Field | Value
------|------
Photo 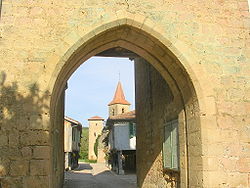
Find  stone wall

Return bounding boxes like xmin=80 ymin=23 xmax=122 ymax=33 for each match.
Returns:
xmin=51 ymin=90 xmax=65 ymax=188
xmin=97 ymin=131 xmax=108 ymax=163
xmin=135 ymin=56 xmax=206 ymax=187
xmin=0 ymin=71 xmax=52 ymax=187
xmin=135 ymin=57 xmax=187 ymax=187
xmin=109 ymin=104 xmax=130 ymax=117
xmin=0 ymin=0 xmax=249 ymax=187
xmin=135 ymin=57 xmax=172 ymax=187
xmin=88 ymin=120 xmax=104 ymax=160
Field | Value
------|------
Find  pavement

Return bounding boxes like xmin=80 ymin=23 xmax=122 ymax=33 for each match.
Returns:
xmin=63 ymin=162 xmax=137 ymax=188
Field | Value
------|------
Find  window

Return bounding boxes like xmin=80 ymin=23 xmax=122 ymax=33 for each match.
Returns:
xmin=94 ymin=132 xmax=96 ymax=137
xmin=129 ymin=123 xmax=136 ymax=138
xmin=122 ymin=108 xmax=124 ymax=113
xmin=162 ymin=119 xmax=179 ymax=170
xmin=96 ymin=123 xmax=97 ymax=126
xmin=112 ymin=109 xmax=115 ymax=116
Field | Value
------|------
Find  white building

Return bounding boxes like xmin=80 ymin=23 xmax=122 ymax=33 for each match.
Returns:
xmin=64 ymin=116 xmax=82 ymax=170
xmin=106 ymin=81 xmax=136 ymax=175
xmin=109 ymin=111 xmax=136 ymax=151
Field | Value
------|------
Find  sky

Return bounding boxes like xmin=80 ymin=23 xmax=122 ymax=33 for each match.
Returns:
xmin=65 ymin=56 xmax=135 ymax=127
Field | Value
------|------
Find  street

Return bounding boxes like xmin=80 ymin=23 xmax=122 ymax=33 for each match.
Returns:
xmin=63 ymin=162 xmax=137 ymax=188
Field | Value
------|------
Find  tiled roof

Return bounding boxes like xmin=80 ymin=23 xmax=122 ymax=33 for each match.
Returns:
xmin=88 ymin=116 xmax=104 ymax=121
xmin=108 ymin=81 xmax=130 ymax=106
xmin=65 ymin=116 xmax=82 ymax=126
xmin=109 ymin=110 xmax=135 ymax=120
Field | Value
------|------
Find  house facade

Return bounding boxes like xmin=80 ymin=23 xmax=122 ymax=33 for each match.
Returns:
xmin=64 ymin=117 xmax=82 ymax=170
xmin=107 ymin=111 xmax=136 ymax=175
xmin=106 ymin=81 xmax=136 ymax=175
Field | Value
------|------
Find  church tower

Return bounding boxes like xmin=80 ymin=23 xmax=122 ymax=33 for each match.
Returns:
xmin=108 ymin=81 xmax=131 ymax=117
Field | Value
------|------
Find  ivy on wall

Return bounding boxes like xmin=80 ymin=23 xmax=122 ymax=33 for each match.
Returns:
xmin=94 ymin=135 xmax=101 ymax=157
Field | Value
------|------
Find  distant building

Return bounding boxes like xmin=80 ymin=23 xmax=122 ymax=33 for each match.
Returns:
xmin=64 ymin=117 xmax=82 ymax=170
xmin=88 ymin=116 xmax=104 ymax=160
xmin=106 ymin=81 xmax=136 ymax=175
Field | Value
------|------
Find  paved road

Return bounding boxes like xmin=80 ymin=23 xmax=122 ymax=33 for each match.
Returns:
xmin=64 ymin=162 xmax=137 ymax=188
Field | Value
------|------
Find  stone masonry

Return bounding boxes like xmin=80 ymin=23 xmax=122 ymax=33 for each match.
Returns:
xmin=0 ymin=0 xmax=249 ymax=187
xmin=88 ymin=116 xmax=104 ymax=161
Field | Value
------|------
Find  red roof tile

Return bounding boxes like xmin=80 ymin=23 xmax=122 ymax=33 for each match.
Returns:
xmin=88 ymin=116 xmax=104 ymax=121
xmin=108 ymin=81 xmax=130 ymax=106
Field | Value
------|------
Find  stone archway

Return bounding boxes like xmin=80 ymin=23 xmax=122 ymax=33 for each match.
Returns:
xmin=0 ymin=0 xmax=248 ymax=186
xmin=49 ymin=14 xmax=216 ymax=188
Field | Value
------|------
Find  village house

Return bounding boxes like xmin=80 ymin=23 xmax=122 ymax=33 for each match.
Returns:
xmin=107 ymin=110 xmax=136 ymax=175
xmin=64 ymin=117 xmax=82 ymax=170
xmin=106 ymin=81 xmax=136 ymax=175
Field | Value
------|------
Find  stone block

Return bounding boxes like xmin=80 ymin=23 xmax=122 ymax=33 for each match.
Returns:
xmin=10 ymin=160 xmax=29 ymax=176
xmin=8 ymin=131 xmax=19 ymax=147
xmin=23 ymin=176 xmax=49 ymax=188
xmin=203 ymin=157 xmax=219 ymax=171
xmin=0 ymin=159 xmax=10 ymax=176
xmin=21 ymin=147 xmax=32 ymax=159
xmin=236 ymin=157 xmax=250 ymax=173
xmin=0 ymin=177 xmax=22 ymax=188
xmin=226 ymin=172 xmax=249 ymax=187
xmin=0 ymin=165 xmax=7 ymax=176
xmin=219 ymin=157 xmax=237 ymax=172
xmin=205 ymin=96 xmax=217 ymax=115
xmin=239 ymin=124 xmax=250 ymax=143
xmin=0 ymin=147 xmax=22 ymax=161
xmin=33 ymin=146 xmax=50 ymax=159
xmin=20 ymin=130 xmax=49 ymax=146
xmin=0 ymin=134 xmax=8 ymax=146
xmin=30 ymin=160 xmax=49 ymax=176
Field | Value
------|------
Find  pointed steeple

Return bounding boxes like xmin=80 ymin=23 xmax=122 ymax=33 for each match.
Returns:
xmin=108 ymin=81 xmax=130 ymax=106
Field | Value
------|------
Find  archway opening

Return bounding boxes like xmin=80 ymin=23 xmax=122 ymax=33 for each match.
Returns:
xmin=50 ymin=23 xmax=203 ymax=188
xmin=64 ymin=56 xmax=136 ymax=187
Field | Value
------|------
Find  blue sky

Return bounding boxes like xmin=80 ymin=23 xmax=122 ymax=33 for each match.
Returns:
xmin=65 ymin=57 xmax=135 ymax=127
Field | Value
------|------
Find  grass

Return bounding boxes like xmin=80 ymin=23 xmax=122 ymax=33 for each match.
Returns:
xmin=79 ymin=159 xmax=97 ymax=163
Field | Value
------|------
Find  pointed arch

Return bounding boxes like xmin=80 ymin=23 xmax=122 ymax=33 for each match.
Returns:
xmin=48 ymin=11 xmax=216 ymax=187
xmin=48 ymin=11 xmax=214 ymax=116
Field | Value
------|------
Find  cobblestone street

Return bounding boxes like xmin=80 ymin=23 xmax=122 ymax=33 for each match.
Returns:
xmin=63 ymin=162 xmax=137 ymax=188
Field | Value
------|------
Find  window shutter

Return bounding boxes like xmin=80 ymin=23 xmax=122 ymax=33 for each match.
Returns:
xmin=133 ymin=123 xmax=136 ymax=137
xmin=163 ymin=119 xmax=179 ymax=170
xmin=171 ymin=120 xmax=178 ymax=169
xmin=129 ymin=123 xmax=134 ymax=138
xmin=163 ymin=122 xmax=172 ymax=168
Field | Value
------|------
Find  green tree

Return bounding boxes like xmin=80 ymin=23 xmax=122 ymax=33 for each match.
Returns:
xmin=94 ymin=135 xmax=101 ymax=157
xmin=79 ymin=127 xmax=89 ymax=159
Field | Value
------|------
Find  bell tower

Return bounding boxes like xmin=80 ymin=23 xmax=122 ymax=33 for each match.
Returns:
xmin=108 ymin=81 xmax=131 ymax=117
